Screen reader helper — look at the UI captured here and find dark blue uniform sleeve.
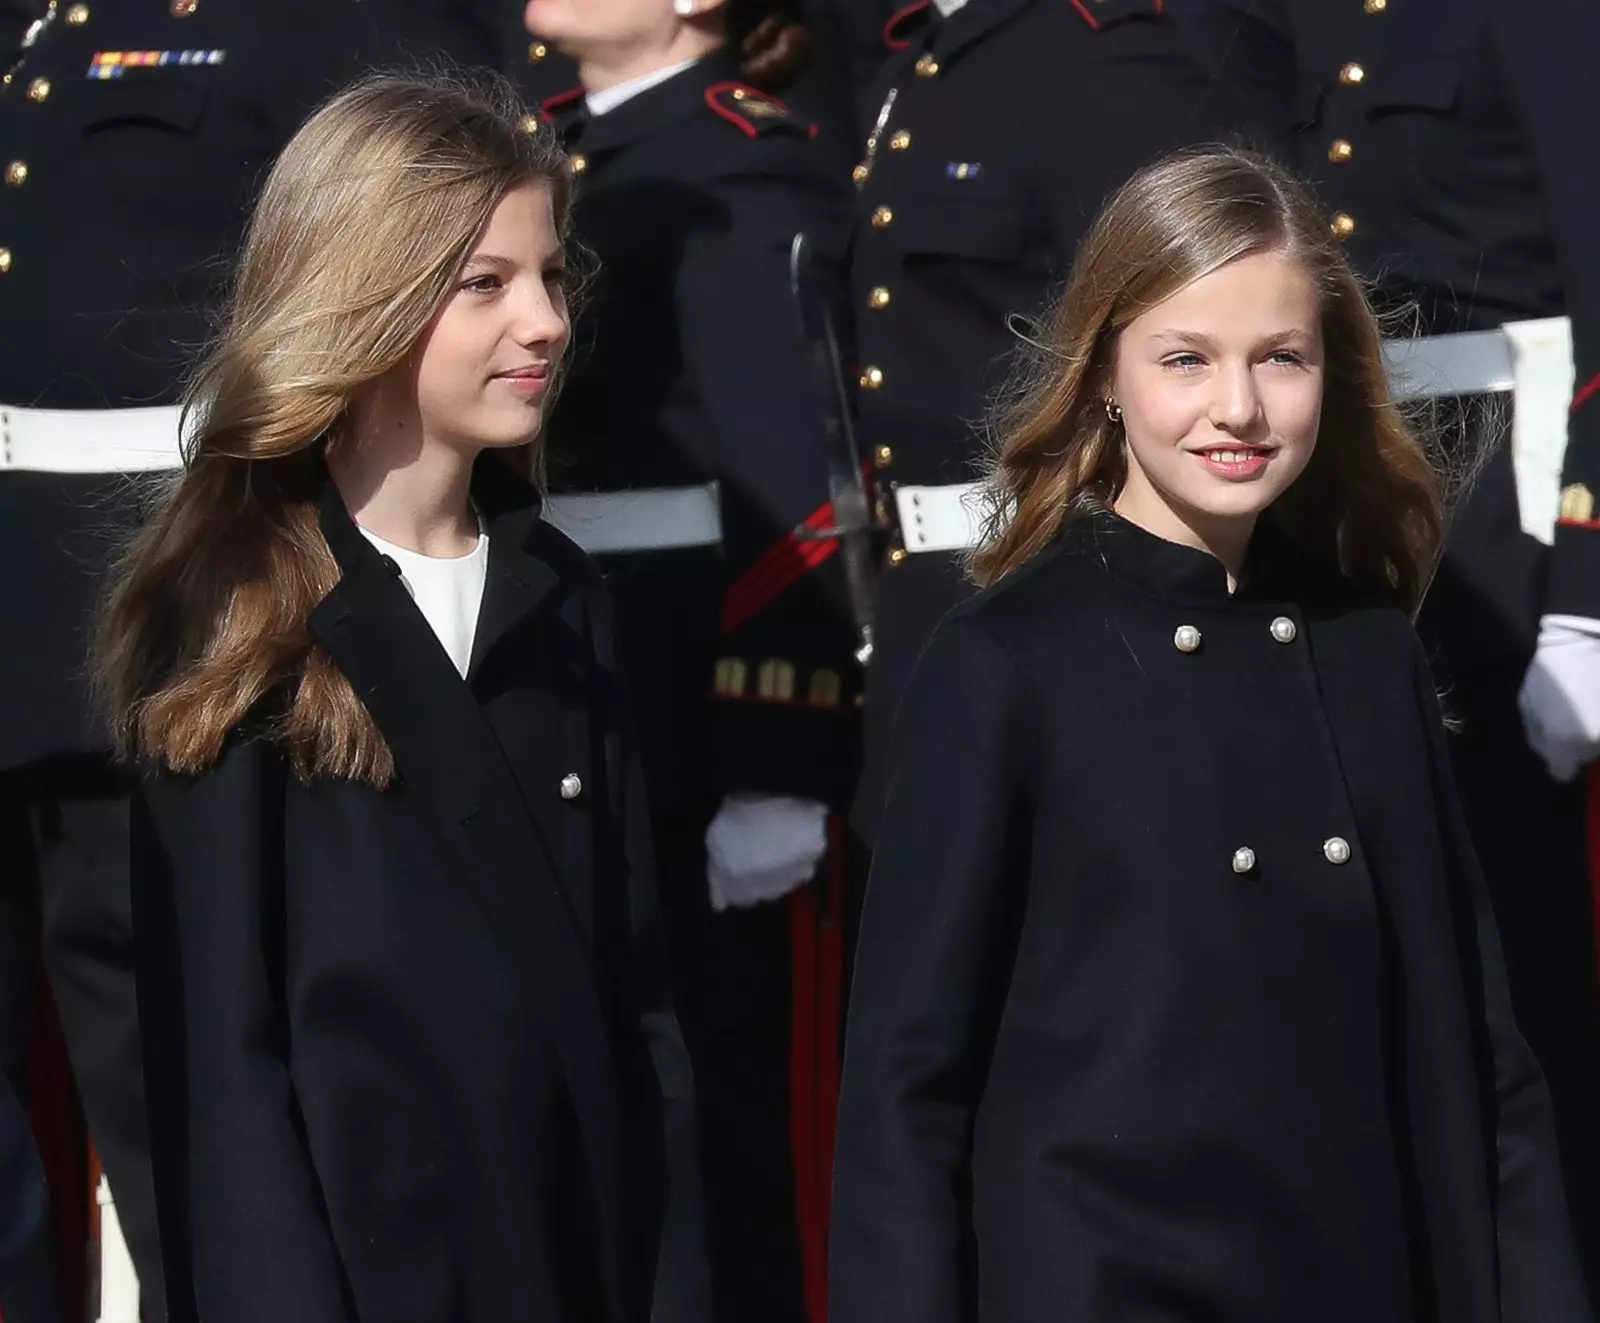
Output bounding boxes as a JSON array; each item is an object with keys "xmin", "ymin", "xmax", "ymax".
[
  {"xmin": 674, "ymin": 128, "xmax": 863, "ymax": 807},
  {"xmin": 132, "ymin": 741, "xmax": 354, "ymax": 1323},
  {"xmin": 1498, "ymin": 0, "xmax": 1600, "ymax": 620}
]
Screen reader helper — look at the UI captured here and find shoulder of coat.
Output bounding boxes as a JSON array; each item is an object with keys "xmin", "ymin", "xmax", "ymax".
[
  {"xmin": 703, "ymin": 82, "xmax": 816, "ymax": 141},
  {"xmin": 1069, "ymin": 0, "xmax": 1166, "ymax": 32}
]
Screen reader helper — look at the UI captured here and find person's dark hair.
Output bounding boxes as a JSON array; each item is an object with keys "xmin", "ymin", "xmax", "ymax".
[{"xmin": 727, "ymin": 0, "xmax": 811, "ymax": 91}]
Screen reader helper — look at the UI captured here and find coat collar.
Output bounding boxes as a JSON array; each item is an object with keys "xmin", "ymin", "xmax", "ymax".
[
  {"xmin": 926, "ymin": 0, "xmax": 1041, "ymax": 64},
  {"xmin": 1060, "ymin": 505, "xmax": 1342, "ymax": 609},
  {"xmin": 552, "ymin": 50, "xmax": 743, "ymax": 158}
]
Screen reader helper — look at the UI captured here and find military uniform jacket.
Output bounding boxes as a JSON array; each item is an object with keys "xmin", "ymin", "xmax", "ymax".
[
  {"xmin": 1175, "ymin": 0, "xmax": 1600, "ymax": 650},
  {"xmin": 832, "ymin": 511, "xmax": 1592, "ymax": 1323},
  {"xmin": 0, "ymin": 0, "xmax": 513, "ymax": 768},
  {"xmin": 133, "ymin": 463, "xmax": 707, "ymax": 1323},
  {"xmin": 845, "ymin": 0, "xmax": 1226, "ymax": 834},
  {"xmin": 542, "ymin": 55, "xmax": 860, "ymax": 812}
]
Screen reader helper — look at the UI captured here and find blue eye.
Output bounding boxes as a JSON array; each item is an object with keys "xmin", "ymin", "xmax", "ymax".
[
  {"xmin": 1162, "ymin": 352, "xmax": 1205, "ymax": 371},
  {"xmin": 1268, "ymin": 350, "xmax": 1306, "ymax": 367}
]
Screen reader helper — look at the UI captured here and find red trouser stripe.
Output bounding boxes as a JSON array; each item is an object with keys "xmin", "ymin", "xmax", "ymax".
[{"xmin": 721, "ymin": 502, "xmax": 838, "ymax": 637}]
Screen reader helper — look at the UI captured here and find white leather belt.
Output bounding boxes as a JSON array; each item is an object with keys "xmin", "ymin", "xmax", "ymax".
[
  {"xmin": 895, "ymin": 481, "xmax": 985, "ymax": 554},
  {"xmin": 544, "ymin": 482, "xmax": 723, "ymax": 554},
  {"xmin": 0, "ymin": 404, "xmax": 185, "ymax": 473}
]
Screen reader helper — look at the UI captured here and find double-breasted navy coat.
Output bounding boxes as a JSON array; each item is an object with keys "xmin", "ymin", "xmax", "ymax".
[
  {"xmin": 132, "ymin": 460, "xmax": 706, "ymax": 1323},
  {"xmin": 831, "ymin": 510, "xmax": 1592, "ymax": 1323}
]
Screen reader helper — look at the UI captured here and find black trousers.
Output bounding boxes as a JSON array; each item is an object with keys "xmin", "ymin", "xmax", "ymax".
[
  {"xmin": 0, "ymin": 757, "xmax": 165, "ymax": 1323},
  {"xmin": 654, "ymin": 814, "xmax": 811, "ymax": 1323}
]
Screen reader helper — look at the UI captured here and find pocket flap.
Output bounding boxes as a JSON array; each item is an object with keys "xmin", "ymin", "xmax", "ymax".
[
  {"xmin": 1365, "ymin": 59, "xmax": 1460, "ymax": 115},
  {"xmin": 892, "ymin": 195, "xmax": 1029, "ymax": 263},
  {"xmin": 78, "ymin": 80, "xmax": 207, "ymax": 133}
]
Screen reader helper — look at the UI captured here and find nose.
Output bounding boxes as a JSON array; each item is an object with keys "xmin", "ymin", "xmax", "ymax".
[
  {"xmin": 1208, "ymin": 359, "xmax": 1264, "ymax": 435},
  {"xmin": 509, "ymin": 275, "xmax": 570, "ymax": 352}
]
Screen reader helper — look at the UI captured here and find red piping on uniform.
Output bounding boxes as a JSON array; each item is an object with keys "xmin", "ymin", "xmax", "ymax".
[
  {"xmin": 1558, "ymin": 518, "xmax": 1600, "ymax": 530},
  {"xmin": 1068, "ymin": 0, "xmax": 1100, "ymax": 29},
  {"xmin": 883, "ymin": 0, "xmax": 931, "ymax": 49},
  {"xmin": 1587, "ymin": 769, "xmax": 1600, "ymax": 997},
  {"xmin": 720, "ymin": 501, "xmax": 840, "ymax": 635},
  {"xmin": 790, "ymin": 890, "xmax": 825, "ymax": 1323},
  {"xmin": 539, "ymin": 86, "xmax": 584, "ymax": 124},
  {"xmin": 704, "ymin": 82, "xmax": 794, "ymax": 138},
  {"xmin": 1571, "ymin": 370, "xmax": 1600, "ymax": 414}
]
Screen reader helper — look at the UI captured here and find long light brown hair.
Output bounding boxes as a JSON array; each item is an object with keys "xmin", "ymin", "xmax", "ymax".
[
  {"xmin": 970, "ymin": 147, "xmax": 1444, "ymax": 612},
  {"xmin": 96, "ymin": 71, "xmax": 577, "ymax": 785}
]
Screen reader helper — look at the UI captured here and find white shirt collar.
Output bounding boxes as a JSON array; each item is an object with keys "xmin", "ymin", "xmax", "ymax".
[
  {"xmin": 586, "ymin": 57, "xmax": 703, "ymax": 118},
  {"xmin": 931, "ymin": 0, "xmax": 970, "ymax": 15}
]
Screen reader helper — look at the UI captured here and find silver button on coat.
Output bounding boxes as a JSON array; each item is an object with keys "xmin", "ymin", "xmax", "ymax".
[
  {"xmin": 1232, "ymin": 846, "xmax": 1257, "ymax": 874},
  {"xmin": 1270, "ymin": 616, "xmax": 1298, "ymax": 644},
  {"xmin": 1174, "ymin": 624, "xmax": 1203, "ymax": 653},
  {"xmin": 559, "ymin": 773, "xmax": 583, "ymax": 801},
  {"xmin": 1323, "ymin": 836, "xmax": 1352, "ymax": 865}
]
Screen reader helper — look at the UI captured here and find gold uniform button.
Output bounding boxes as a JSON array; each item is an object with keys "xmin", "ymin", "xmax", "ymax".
[
  {"xmin": 528, "ymin": 41, "xmax": 549, "ymax": 63},
  {"xmin": 1323, "ymin": 836, "xmax": 1352, "ymax": 865},
  {"xmin": 519, "ymin": 114, "xmax": 540, "ymax": 135},
  {"xmin": 860, "ymin": 366, "xmax": 885, "ymax": 390},
  {"xmin": 0, "ymin": 248, "xmax": 11, "ymax": 275},
  {"xmin": 871, "ymin": 205, "xmax": 894, "ymax": 229},
  {"xmin": 868, "ymin": 285, "xmax": 891, "ymax": 311},
  {"xmin": 171, "ymin": 0, "xmax": 198, "ymax": 15},
  {"xmin": 1328, "ymin": 138, "xmax": 1353, "ymax": 163},
  {"xmin": 889, "ymin": 129, "xmax": 912, "ymax": 151},
  {"xmin": 1364, "ymin": 0, "xmax": 1387, "ymax": 11},
  {"xmin": 65, "ymin": 3, "xmax": 90, "ymax": 23},
  {"xmin": 888, "ymin": 547, "xmax": 909, "ymax": 568},
  {"xmin": 1330, "ymin": 212, "xmax": 1357, "ymax": 239},
  {"xmin": 569, "ymin": 153, "xmax": 588, "ymax": 175},
  {"xmin": 1339, "ymin": 62, "xmax": 1365, "ymax": 85},
  {"xmin": 915, "ymin": 53, "xmax": 940, "ymax": 78},
  {"xmin": 27, "ymin": 77, "xmax": 50, "ymax": 104},
  {"xmin": 4, "ymin": 162, "xmax": 27, "ymax": 188},
  {"xmin": 1173, "ymin": 624, "xmax": 1203, "ymax": 653},
  {"xmin": 874, "ymin": 444, "xmax": 893, "ymax": 469},
  {"xmin": 852, "ymin": 161, "xmax": 870, "ymax": 185}
]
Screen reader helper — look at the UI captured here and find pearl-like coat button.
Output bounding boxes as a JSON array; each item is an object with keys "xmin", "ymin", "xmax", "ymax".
[
  {"xmin": 1232, "ymin": 847, "xmax": 1257, "ymax": 875},
  {"xmin": 1323, "ymin": 836, "xmax": 1352, "ymax": 865},
  {"xmin": 559, "ymin": 773, "xmax": 583, "ymax": 801},
  {"xmin": 1174, "ymin": 624, "xmax": 1203, "ymax": 653},
  {"xmin": 1270, "ymin": 616, "xmax": 1298, "ymax": 644}
]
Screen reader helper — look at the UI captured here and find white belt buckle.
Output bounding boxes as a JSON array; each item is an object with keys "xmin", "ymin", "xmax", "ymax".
[
  {"xmin": 0, "ymin": 404, "xmax": 186, "ymax": 474},
  {"xmin": 895, "ymin": 481, "xmax": 985, "ymax": 555}
]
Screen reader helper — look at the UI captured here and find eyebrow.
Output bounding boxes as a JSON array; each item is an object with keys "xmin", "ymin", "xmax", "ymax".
[
  {"xmin": 1148, "ymin": 327, "xmax": 1315, "ymax": 350},
  {"xmin": 461, "ymin": 249, "xmax": 567, "ymax": 272}
]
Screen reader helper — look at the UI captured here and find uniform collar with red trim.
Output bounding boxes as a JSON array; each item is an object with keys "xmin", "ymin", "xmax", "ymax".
[{"xmin": 541, "ymin": 49, "xmax": 744, "ymax": 157}]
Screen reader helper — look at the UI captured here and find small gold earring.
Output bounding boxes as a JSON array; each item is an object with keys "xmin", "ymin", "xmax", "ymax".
[{"xmin": 1104, "ymin": 398, "xmax": 1123, "ymax": 424}]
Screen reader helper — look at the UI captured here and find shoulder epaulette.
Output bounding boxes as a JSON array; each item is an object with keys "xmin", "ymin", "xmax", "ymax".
[
  {"xmin": 883, "ymin": 0, "xmax": 933, "ymax": 49},
  {"xmin": 1069, "ymin": 0, "xmax": 1165, "ymax": 31},
  {"xmin": 703, "ymin": 83, "xmax": 815, "ymax": 140}
]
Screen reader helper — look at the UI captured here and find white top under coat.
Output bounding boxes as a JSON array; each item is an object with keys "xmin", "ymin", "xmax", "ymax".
[
  {"xmin": 586, "ymin": 56, "xmax": 704, "ymax": 117},
  {"xmin": 358, "ymin": 524, "xmax": 489, "ymax": 680}
]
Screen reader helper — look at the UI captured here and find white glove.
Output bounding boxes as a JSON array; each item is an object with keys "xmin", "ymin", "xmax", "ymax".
[
  {"xmin": 1518, "ymin": 614, "xmax": 1600, "ymax": 781},
  {"xmin": 705, "ymin": 794, "xmax": 829, "ymax": 912}
]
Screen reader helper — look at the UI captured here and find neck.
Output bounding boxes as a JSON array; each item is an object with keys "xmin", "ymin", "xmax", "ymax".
[
  {"xmin": 1113, "ymin": 477, "xmax": 1257, "ymax": 592},
  {"xmin": 574, "ymin": 29, "xmax": 720, "ymax": 95},
  {"xmin": 329, "ymin": 403, "xmax": 479, "ymax": 558}
]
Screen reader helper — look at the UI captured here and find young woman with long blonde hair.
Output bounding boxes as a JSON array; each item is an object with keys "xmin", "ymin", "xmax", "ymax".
[
  {"xmin": 830, "ymin": 147, "xmax": 1592, "ymax": 1323},
  {"xmin": 97, "ymin": 73, "xmax": 704, "ymax": 1323}
]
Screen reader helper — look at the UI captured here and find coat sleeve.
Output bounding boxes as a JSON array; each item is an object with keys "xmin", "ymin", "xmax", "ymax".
[
  {"xmin": 829, "ymin": 614, "xmax": 1032, "ymax": 1323},
  {"xmin": 1497, "ymin": 0, "xmax": 1600, "ymax": 621},
  {"xmin": 131, "ymin": 739, "xmax": 353, "ymax": 1323},
  {"xmin": 1408, "ymin": 646, "xmax": 1594, "ymax": 1321},
  {"xmin": 675, "ymin": 134, "xmax": 863, "ymax": 808},
  {"xmin": 590, "ymin": 581, "xmax": 711, "ymax": 1323}
]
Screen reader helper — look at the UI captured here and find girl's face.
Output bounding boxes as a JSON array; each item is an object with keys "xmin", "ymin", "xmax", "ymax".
[
  {"xmin": 411, "ymin": 182, "xmax": 571, "ymax": 457},
  {"xmin": 1110, "ymin": 248, "xmax": 1324, "ymax": 559}
]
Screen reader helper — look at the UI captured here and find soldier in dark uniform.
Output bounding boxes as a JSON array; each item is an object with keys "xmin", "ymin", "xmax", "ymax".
[
  {"xmin": 0, "ymin": 5, "xmax": 508, "ymax": 1316},
  {"xmin": 847, "ymin": 0, "xmax": 1230, "ymax": 838},
  {"xmin": 523, "ymin": 3, "xmax": 857, "ymax": 1320},
  {"xmin": 1173, "ymin": 0, "xmax": 1600, "ymax": 1291}
]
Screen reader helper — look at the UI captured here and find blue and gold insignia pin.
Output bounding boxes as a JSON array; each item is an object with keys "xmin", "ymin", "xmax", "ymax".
[
  {"xmin": 87, "ymin": 49, "xmax": 226, "ymax": 78},
  {"xmin": 946, "ymin": 162, "xmax": 983, "ymax": 181}
]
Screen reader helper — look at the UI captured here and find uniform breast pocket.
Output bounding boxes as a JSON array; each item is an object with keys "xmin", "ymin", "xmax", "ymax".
[
  {"xmin": 1363, "ymin": 60, "xmax": 1460, "ymax": 120},
  {"xmin": 76, "ymin": 80, "xmax": 208, "ymax": 137},
  {"xmin": 895, "ymin": 194, "xmax": 1030, "ymax": 266}
]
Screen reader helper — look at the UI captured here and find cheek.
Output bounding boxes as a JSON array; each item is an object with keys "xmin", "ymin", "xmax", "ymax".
[
  {"xmin": 1265, "ymin": 379, "xmax": 1324, "ymax": 449},
  {"xmin": 1121, "ymin": 369, "xmax": 1203, "ymax": 455}
]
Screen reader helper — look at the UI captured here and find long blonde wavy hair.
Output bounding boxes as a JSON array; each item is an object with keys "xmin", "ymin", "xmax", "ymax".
[
  {"xmin": 96, "ymin": 72, "xmax": 577, "ymax": 785},
  {"xmin": 970, "ymin": 147, "xmax": 1444, "ymax": 612}
]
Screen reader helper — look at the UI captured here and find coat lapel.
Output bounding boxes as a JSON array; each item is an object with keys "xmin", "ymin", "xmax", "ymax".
[{"xmin": 307, "ymin": 473, "xmax": 634, "ymax": 1320}]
